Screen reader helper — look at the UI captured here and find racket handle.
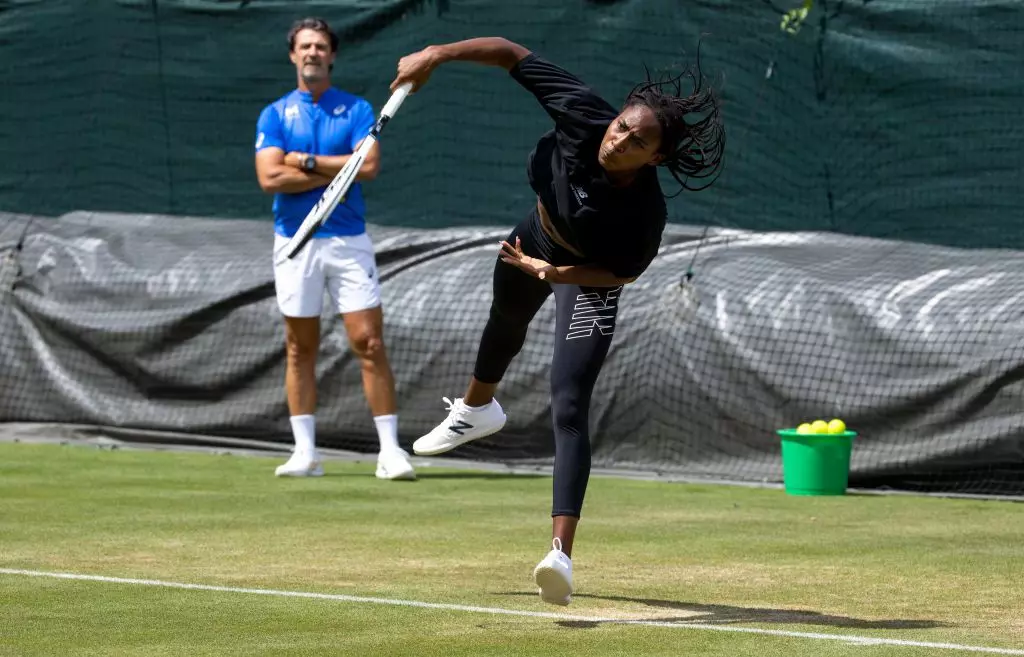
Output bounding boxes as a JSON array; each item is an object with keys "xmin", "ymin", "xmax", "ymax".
[
  {"xmin": 280, "ymin": 82, "xmax": 413, "ymax": 265},
  {"xmin": 381, "ymin": 82, "xmax": 413, "ymax": 119}
]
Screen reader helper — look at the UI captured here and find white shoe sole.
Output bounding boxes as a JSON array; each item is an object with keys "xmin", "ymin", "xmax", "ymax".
[
  {"xmin": 275, "ymin": 464, "xmax": 324, "ymax": 477},
  {"xmin": 534, "ymin": 565, "xmax": 572, "ymax": 606},
  {"xmin": 376, "ymin": 465, "xmax": 417, "ymax": 481},
  {"xmin": 412, "ymin": 417, "xmax": 507, "ymax": 456}
]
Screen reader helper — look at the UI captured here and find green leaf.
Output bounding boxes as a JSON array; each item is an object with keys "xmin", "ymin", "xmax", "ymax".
[{"xmin": 780, "ymin": 0, "xmax": 814, "ymax": 35}]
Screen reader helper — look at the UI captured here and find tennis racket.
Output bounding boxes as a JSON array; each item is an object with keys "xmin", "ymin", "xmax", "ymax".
[{"xmin": 273, "ymin": 82, "xmax": 414, "ymax": 265}]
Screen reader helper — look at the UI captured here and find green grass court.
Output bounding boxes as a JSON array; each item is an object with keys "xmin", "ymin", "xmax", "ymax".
[{"xmin": 1, "ymin": 441, "xmax": 1021, "ymax": 656}]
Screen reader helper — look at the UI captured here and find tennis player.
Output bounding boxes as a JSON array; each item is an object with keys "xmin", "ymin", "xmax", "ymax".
[
  {"xmin": 390, "ymin": 37, "xmax": 724, "ymax": 604},
  {"xmin": 255, "ymin": 17, "xmax": 415, "ymax": 481}
]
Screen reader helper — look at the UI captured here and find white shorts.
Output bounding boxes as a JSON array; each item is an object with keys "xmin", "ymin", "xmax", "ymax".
[{"xmin": 273, "ymin": 232, "xmax": 381, "ymax": 317}]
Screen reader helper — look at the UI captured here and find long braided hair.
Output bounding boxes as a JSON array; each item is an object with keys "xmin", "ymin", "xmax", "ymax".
[{"xmin": 624, "ymin": 45, "xmax": 726, "ymax": 196}]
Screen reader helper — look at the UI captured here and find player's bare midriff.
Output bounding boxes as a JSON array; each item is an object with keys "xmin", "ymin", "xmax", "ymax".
[{"xmin": 536, "ymin": 197, "xmax": 585, "ymax": 258}]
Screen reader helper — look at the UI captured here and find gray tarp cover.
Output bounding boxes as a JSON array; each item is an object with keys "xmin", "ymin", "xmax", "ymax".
[{"xmin": 1, "ymin": 212, "xmax": 1022, "ymax": 494}]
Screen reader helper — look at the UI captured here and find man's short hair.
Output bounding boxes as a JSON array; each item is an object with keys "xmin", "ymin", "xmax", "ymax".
[{"xmin": 287, "ymin": 17, "xmax": 339, "ymax": 53}]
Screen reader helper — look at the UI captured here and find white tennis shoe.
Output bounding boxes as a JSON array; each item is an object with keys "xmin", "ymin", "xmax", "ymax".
[
  {"xmin": 412, "ymin": 397, "xmax": 507, "ymax": 456},
  {"xmin": 533, "ymin": 538, "xmax": 573, "ymax": 606},
  {"xmin": 274, "ymin": 450, "xmax": 324, "ymax": 477},
  {"xmin": 376, "ymin": 448, "xmax": 417, "ymax": 480}
]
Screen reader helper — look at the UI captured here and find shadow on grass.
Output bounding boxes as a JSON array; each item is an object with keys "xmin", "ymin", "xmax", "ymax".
[
  {"xmin": 500, "ymin": 592, "xmax": 950, "ymax": 631},
  {"xmin": 412, "ymin": 472, "xmax": 546, "ymax": 480},
  {"xmin": 315, "ymin": 471, "xmax": 545, "ymax": 480}
]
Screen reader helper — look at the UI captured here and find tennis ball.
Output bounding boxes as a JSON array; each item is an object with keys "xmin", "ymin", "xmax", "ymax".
[
  {"xmin": 796, "ymin": 423, "xmax": 812, "ymax": 434},
  {"xmin": 828, "ymin": 419, "xmax": 847, "ymax": 434},
  {"xmin": 810, "ymin": 420, "xmax": 829, "ymax": 434}
]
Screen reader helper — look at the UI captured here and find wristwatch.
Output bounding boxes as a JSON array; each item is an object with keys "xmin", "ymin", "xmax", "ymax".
[{"xmin": 301, "ymin": 154, "xmax": 316, "ymax": 171}]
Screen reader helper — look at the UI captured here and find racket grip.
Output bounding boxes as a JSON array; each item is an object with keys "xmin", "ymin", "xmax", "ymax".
[{"xmin": 381, "ymin": 82, "xmax": 413, "ymax": 118}]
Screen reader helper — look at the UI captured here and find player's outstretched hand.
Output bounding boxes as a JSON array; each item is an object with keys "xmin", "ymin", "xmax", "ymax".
[
  {"xmin": 391, "ymin": 47, "xmax": 439, "ymax": 93},
  {"xmin": 499, "ymin": 237, "xmax": 557, "ymax": 281}
]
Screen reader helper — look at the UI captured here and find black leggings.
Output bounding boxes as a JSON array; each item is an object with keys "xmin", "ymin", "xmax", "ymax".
[{"xmin": 474, "ymin": 210, "xmax": 622, "ymax": 518}]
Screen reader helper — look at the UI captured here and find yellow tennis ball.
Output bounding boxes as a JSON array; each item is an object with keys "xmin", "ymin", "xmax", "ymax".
[
  {"xmin": 810, "ymin": 420, "xmax": 829, "ymax": 434},
  {"xmin": 828, "ymin": 419, "xmax": 847, "ymax": 434},
  {"xmin": 796, "ymin": 423, "xmax": 812, "ymax": 434}
]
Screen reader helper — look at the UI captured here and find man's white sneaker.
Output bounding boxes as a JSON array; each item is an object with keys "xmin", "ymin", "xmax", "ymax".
[
  {"xmin": 376, "ymin": 448, "xmax": 417, "ymax": 481},
  {"xmin": 412, "ymin": 397, "xmax": 507, "ymax": 456},
  {"xmin": 274, "ymin": 451, "xmax": 323, "ymax": 477},
  {"xmin": 533, "ymin": 538, "xmax": 573, "ymax": 606}
]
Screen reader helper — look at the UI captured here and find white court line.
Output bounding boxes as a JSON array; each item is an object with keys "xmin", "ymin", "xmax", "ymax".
[{"xmin": 2, "ymin": 568, "xmax": 1021, "ymax": 655}]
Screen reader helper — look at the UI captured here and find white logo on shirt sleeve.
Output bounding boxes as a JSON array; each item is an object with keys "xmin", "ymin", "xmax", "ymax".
[
  {"xmin": 333, "ymin": 104, "xmax": 347, "ymax": 116},
  {"xmin": 255, "ymin": 132, "xmax": 265, "ymax": 149}
]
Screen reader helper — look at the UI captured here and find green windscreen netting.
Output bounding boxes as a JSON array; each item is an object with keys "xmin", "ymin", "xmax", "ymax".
[{"xmin": 1, "ymin": 0, "xmax": 1021, "ymax": 248}]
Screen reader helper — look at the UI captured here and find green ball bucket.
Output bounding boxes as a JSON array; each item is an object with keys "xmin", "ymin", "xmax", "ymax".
[{"xmin": 776, "ymin": 429, "xmax": 857, "ymax": 496}]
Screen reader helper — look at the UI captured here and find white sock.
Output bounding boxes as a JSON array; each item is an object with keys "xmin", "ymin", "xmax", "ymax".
[
  {"xmin": 290, "ymin": 415, "xmax": 316, "ymax": 455},
  {"xmin": 464, "ymin": 400, "xmax": 491, "ymax": 411},
  {"xmin": 373, "ymin": 414, "xmax": 400, "ymax": 453}
]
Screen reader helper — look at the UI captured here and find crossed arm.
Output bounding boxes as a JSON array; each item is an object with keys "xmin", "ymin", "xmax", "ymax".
[{"xmin": 254, "ymin": 138, "xmax": 380, "ymax": 194}]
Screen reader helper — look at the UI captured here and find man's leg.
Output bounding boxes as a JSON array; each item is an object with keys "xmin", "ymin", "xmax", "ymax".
[
  {"xmin": 533, "ymin": 283, "xmax": 622, "ymax": 605},
  {"xmin": 273, "ymin": 235, "xmax": 327, "ymax": 477},
  {"xmin": 341, "ymin": 304, "xmax": 415, "ymax": 480},
  {"xmin": 326, "ymin": 232, "xmax": 414, "ymax": 480},
  {"xmin": 412, "ymin": 238, "xmax": 552, "ymax": 456},
  {"xmin": 342, "ymin": 305, "xmax": 396, "ymax": 419},
  {"xmin": 283, "ymin": 315, "xmax": 321, "ymax": 458}
]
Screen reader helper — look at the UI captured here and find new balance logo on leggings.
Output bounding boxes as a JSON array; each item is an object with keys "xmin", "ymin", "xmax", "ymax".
[{"xmin": 567, "ymin": 288, "xmax": 621, "ymax": 340}]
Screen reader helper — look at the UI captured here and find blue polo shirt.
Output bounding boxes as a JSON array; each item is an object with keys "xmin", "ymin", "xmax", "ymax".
[{"xmin": 255, "ymin": 88, "xmax": 375, "ymax": 238}]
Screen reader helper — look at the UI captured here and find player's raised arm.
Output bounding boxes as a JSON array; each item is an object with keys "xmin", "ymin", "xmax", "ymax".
[{"xmin": 389, "ymin": 37, "xmax": 531, "ymax": 92}]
